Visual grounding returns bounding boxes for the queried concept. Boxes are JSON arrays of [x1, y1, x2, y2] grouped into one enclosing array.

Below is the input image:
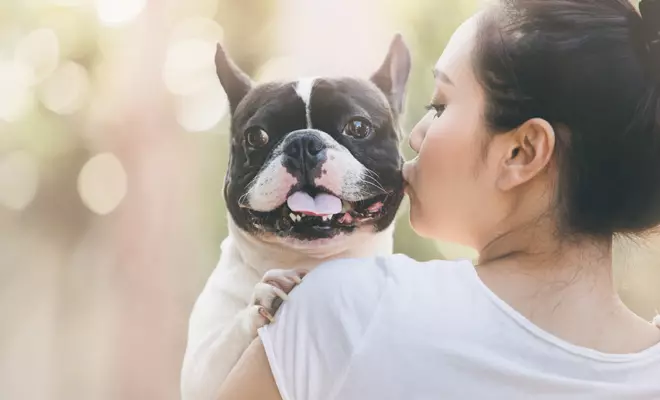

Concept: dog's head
[[219, 35, 411, 244]]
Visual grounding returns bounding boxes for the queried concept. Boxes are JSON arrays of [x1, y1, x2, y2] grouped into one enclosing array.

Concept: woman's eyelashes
[[425, 103, 447, 119]]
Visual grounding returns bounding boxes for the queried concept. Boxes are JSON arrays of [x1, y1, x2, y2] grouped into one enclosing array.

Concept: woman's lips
[[402, 160, 415, 183], [402, 161, 415, 195]]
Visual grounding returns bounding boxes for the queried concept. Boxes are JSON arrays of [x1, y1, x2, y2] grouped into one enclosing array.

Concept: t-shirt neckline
[[458, 259, 660, 363]]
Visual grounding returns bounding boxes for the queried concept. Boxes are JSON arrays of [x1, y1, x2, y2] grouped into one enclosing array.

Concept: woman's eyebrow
[[432, 67, 454, 86]]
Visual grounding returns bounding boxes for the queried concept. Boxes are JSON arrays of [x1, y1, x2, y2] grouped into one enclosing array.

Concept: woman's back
[[259, 256, 660, 400]]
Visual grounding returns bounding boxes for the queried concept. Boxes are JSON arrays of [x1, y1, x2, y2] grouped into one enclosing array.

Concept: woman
[[218, 0, 660, 398]]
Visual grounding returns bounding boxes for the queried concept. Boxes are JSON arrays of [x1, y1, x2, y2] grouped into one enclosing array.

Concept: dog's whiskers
[[238, 192, 250, 208], [362, 175, 388, 194], [364, 167, 382, 180]]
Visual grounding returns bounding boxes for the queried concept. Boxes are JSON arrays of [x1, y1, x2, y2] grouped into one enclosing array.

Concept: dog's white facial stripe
[[295, 78, 316, 128]]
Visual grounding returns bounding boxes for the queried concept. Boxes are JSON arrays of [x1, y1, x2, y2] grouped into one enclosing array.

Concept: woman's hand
[[252, 268, 307, 324]]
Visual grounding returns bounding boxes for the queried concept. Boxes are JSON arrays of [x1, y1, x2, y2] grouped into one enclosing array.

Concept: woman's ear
[[497, 118, 555, 191]]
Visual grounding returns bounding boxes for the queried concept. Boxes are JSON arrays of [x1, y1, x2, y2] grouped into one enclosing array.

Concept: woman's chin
[[408, 208, 432, 238]]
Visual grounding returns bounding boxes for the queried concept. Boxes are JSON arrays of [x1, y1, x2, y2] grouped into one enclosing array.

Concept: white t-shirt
[[258, 254, 660, 400]]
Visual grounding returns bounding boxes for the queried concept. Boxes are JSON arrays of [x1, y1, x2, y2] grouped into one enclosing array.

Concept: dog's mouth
[[247, 189, 395, 240]]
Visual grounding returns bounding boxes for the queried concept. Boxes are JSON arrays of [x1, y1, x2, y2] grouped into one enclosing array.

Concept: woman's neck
[[475, 218, 660, 354], [478, 216, 613, 279]]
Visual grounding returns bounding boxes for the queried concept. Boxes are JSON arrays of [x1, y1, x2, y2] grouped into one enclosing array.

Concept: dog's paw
[[250, 269, 307, 327]]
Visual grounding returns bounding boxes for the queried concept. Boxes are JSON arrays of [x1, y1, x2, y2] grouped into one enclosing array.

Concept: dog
[[180, 34, 411, 400]]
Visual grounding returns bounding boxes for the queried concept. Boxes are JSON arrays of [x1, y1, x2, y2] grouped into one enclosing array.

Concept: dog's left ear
[[215, 43, 254, 113], [370, 33, 412, 116]]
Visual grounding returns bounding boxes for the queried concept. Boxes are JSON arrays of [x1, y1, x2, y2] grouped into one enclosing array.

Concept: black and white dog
[[181, 35, 411, 400]]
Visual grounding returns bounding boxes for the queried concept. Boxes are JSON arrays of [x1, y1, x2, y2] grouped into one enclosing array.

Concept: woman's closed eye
[[425, 103, 446, 119]]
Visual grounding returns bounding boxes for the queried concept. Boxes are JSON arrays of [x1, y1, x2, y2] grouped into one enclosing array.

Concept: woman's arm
[[217, 337, 282, 400], [218, 256, 391, 400]]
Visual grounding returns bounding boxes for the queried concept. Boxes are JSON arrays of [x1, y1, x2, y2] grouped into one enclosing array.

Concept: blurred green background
[[0, 0, 657, 399]]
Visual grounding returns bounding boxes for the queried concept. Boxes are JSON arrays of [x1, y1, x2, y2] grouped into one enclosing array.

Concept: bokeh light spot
[[0, 60, 34, 122], [14, 28, 60, 86], [95, 0, 147, 27], [39, 61, 90, 115], [78, 153, 128, 215], [175, 79, 228, 132], [0, 151, 39, 211]]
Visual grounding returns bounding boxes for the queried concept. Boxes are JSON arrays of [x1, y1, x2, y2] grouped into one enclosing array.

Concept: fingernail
[[274, 287, 289, 301], [292, 276, 302, 284], [258, 307, 275, 323]]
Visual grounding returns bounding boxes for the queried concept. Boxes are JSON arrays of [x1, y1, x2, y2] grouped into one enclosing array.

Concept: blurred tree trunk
[[93, 1, 197, 399]]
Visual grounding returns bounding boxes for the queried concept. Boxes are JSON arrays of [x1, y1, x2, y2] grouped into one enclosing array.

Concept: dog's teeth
[[289, 213, 297, 222], [322, 215, 330, 222]]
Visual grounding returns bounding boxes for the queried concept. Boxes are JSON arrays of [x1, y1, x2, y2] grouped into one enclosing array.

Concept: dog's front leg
[[180, 263, 262, 400], [181, 264, 305, 400]]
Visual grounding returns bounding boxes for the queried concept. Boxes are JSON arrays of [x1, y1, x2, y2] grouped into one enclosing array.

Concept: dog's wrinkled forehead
[[230, 77, 392, 142]]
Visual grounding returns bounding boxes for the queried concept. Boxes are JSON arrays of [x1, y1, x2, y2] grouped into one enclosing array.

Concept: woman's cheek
[[416, 126, 450, 194]]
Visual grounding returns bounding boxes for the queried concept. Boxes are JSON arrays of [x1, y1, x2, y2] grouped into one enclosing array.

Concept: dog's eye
[[245, 128, 269, 148], [343, 118, 373, 139]]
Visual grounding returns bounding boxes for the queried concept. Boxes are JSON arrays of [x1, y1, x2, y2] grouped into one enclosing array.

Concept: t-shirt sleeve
[[257, 256, 393, 400]]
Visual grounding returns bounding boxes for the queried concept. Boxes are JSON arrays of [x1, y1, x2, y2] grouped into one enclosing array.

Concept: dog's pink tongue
[[314, 193, 342, 215], [287, 192, 315, 213], [287, 192, 341, 216]]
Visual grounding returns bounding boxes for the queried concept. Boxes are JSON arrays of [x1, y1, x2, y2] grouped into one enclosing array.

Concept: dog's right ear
[[215, 43, 253, 113], [370, 33, 412, 116]]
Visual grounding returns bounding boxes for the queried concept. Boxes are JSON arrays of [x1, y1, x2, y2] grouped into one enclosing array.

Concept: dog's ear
[[216, 43, 253, 113], [370, 33, 412, 116]]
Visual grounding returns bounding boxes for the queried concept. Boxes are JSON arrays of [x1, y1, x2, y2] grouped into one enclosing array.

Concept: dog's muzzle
[[281, 129, 327, 185]]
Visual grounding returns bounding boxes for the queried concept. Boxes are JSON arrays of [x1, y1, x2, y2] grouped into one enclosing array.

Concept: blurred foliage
[[215, 0, 278, 75]]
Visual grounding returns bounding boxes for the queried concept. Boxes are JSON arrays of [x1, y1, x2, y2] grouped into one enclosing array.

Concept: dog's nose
[[282, 133, 326, 176]]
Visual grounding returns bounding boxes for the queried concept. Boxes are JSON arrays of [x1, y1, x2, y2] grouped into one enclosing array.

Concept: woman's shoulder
[[262, 257, 474, 400], [299, 254, 476, 301], [276, 254, 479, 356], [310, 253, 474, 278]]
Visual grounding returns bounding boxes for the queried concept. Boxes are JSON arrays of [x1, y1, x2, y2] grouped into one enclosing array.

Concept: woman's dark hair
[[474, 0, 660, 238]]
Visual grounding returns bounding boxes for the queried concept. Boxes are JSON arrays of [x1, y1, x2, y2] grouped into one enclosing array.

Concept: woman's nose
[[409, 127, 424, 153]]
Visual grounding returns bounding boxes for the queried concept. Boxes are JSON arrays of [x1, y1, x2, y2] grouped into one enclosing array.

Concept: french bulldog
[[180, 34, 411, 400]]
